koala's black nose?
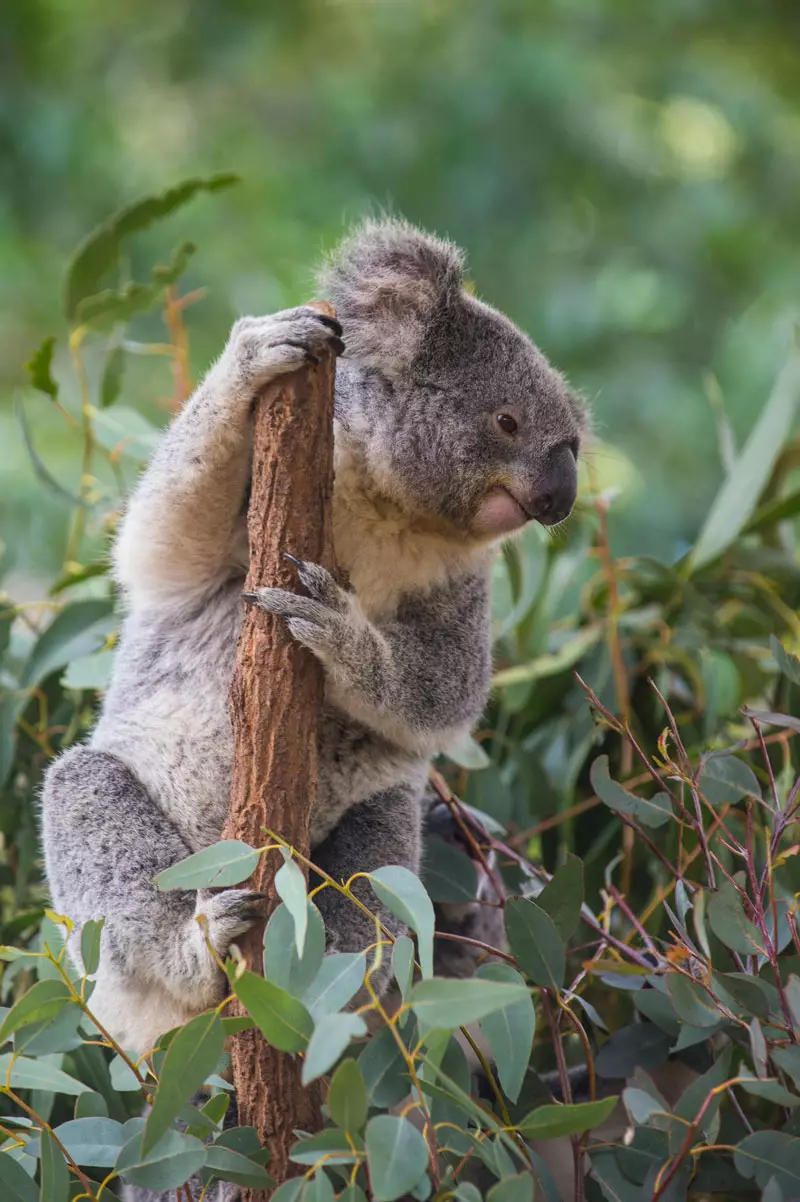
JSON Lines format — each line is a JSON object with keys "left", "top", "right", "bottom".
{"left": 530, "top": 444, "right": 578, "bottom": 526}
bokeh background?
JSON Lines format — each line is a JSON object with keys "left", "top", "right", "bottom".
{"left": 3, "top": 0, "right": 800, "bottom": 587}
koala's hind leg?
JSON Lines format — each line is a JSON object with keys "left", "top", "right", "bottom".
{"left": 41, "top": 746, "right": 262, "bottom": 1053}
{"left": 311, "top": 785, "right": 422, "bottom": 994}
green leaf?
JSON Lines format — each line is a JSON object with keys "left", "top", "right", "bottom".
{"left": 420, "top": 836, "right": 478, "bottom": 904}
{"left": 771, "top": 636, "right": 800, "bottom": 687}
{"left": 688, "top": 348, "right": 800, "bottom": 573}
{"left": 734, "top": 1131, "right": 800, "bottom": 1192}
{"left": 707, "top": 881, "right": 765, "bottom": 955}
{"left": 745, "top": 485, "right": 800, "bottom": 534}
{"left": 370, "top": 866, "right": 435, "bottom": 979}
{"left": 109, "top": 1054, "right": 142, "bottom": 1092}
{"left": 74, "top": 1092, "right": 109, "bottom": 1120}
{"left": 771, "top": 1046, "right": 800, "bottom": 1091}
{"left": 504, "top": 896, "right": 565, "bottom": 991}
{"left": 739, "top": 1074, "right": 800, "bottom": 1107}
{"left": 476, "top": 964, "right": 535, "bottom": 1103}
{"left": 62, "top": 650, "right": 115, "bottom": 691}
{"left": 204, "top": 1143, "right": 274, "bottom": 1189}
{"left": 328, "top": 1058, "right": 368, "bottom": 1135}
{"left": 674, "top": 1046, "right": 732, "bottom": 1144}
{"left": 116, "top": 1127, "right": 207, "bottom": 1191}
{"left": 289, "top": 1128, "right": 363, "bottom": 1166}
{"left": 0, "top": 1054, "right": 90, "bottom": 1096}
{"left": 303, "top": 953, "right": 367, "bottom": 1019}
{"left": 365, "top": 1115, "right": 429, "bottom": 1202}
{"left": 75, "top": 280, "right": 162, "bottom": 330}
{"left": 142, "top": 1010, "right": 224, "bottom": 1155}
{"left": 15, "top": 395, "right": 86, "bottom": 512}
{"left": 492, "top": 625, "right": 602, "bottom": 688}
{"left": 91, "top": 403, "right": 161, "bottom": 457}
{"left": 392, "top": 936, "right": 415, "bottom": 1001}
{"left": 301, "top": 1012, "right": 367, "bottom": 1084}
{"left": 711, "top": 972, "right": 773, "bottom": 1019}
{"left": 487, "top": 1174, "right": 534, "bottom": 1202}
{"left": 666, "top": 974, "right": 722, "bottom": 1028}
{"left": 80, "top": 919, "right": 105, "bottom": 977}
{"left": 20, "top": 599, "right": 114, "bottom": 689}
{"left": 535, "top": 854, "right": 583, "bottom": 940}
{"left": 699, "top": 753, "right": 762, "bottom": 806}
{"left": 595, "top": 1024, "right": 671, "bottom": 1078}
{"left": 154, "top": 840, "right": 260, "bottom": 890}
{"left": 359, "top": 1027, "right": 411, "bottom": 1108}
{"left": 100, "top": 345, "right": 125, "bottom": 409}
{"left": 64, "top": 174, "right": 238, "bottom": 319}
{"left": 229, "top": 970, "right": 312, "bottom": 1052}
{"left": 275, "top": 851, "right": 308, "bottom": 957}
{"left": 26, "top": 337, "right": 58, "bottom": 401}
{"left": 444, "top": 732, "right": 490, "bottom": 770}
{"left": 52, "top": 1118, "right": 125, "bottom": 1167}
{"left": 590, "top": 756, "right": 672, "bottom": 829}
{"left": 0, "top": 980, "right": 73, "bottom": 1043}
{"left": 74, "top": 241, "right": 199, "bottom": 331}
{"left": 40, "top": 1128, "right": 69, "bottom": 1202}
{"left": 518, "top": 1096, "right": 618, "bottom": 1139}
{"left": 263, "top": 902, "right": 325, "bottom": 997}
{"left": 409, "top": 977, "right": 529, "bottom": 1028}
{"left": 590, "top": 1152, "right": 643, "bottom": 1202}
{"left": 15, "top": 1004, "right": 83, "bottom": 1056}
{"left": 0, "top": 1151, "right": 37, "bottom": 1202}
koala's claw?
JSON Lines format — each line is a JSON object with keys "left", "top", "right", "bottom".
{"left": 315, "top": 314, "right": 344, "bottom": 336}
{"left": 224, "top": 306, "right": 345, "bottom": 393}
{"left": 244, "top": 562, "right": 355, "bottom": 663}
{"left": 196, "top": 888, "right": 266, "bottom": 954}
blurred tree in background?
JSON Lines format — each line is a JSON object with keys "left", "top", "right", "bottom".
{"left": 2, "top": 0, "right": 800, "bottom": 583}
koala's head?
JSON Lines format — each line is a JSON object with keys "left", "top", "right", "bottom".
{"left": 319, "top": 219, "right": 587, "bottom": 539}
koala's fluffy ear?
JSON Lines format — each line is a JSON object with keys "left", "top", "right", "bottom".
{"left": 318, "top": 218, "right": 464, "bottom": 374}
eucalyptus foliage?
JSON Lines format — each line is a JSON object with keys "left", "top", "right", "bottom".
{"left": 2, "top": 186, "right": 800, "bottom": 1201}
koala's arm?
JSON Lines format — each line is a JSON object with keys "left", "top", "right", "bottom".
{"left": 249, "top": 566, "right": 491, "bottom": 754}
{"left": 114, "top": 308, "right": 343, "bottom": 609}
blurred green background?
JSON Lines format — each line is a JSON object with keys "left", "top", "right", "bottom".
{"left": 2, "top": 0, "right": 800, "bottom": 584}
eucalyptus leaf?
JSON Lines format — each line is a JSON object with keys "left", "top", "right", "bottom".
{"left": 154, "top": 840, "right": 260, "bottom": 890}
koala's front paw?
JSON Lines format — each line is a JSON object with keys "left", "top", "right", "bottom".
{"left": 223, "top": 307, "right": 344, "bottom": 396}
{"left": 195, "top": 888, "right": 265, "bottom": 957}
{"left": 244, "top": 559, "right": 358, "bottom": 667}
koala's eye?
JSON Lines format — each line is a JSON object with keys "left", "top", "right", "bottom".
{"left": 496, "top": 413, "right": 518, "bottom": 436}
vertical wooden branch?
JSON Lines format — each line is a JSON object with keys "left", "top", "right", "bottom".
{"left": 222, "top": 302, "right": 336, "bottom": 1193}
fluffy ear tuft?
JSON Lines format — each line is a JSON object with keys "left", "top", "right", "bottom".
{"left": 317, "top": 218, "right": 465, "bottom": 372}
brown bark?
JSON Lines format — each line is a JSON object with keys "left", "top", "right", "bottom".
{"left": 222, "top": 302, "right": 336, "bottom": 1194}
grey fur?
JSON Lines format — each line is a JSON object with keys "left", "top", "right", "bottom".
{"left": 42, "top": 219, "right": 584, "bottom": 1058}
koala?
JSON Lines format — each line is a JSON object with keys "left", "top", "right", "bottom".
{"left": 41, "top": 219, "right": 585, "bottom": 1059}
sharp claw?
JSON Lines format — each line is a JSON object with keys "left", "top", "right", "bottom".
{"left": 316, "top": 314, "right": 343, "bottom": 335}
{"left": 242, "top": 592, "right": 261, "bottom": 604}
{"left": 282, "top": 552, "right": 302, "bottom": 567}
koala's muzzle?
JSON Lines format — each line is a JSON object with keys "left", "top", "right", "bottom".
{"left": 514, "top": 442, "right": 578, "bottom": 527}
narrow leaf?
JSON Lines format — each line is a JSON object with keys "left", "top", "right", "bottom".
{"left": 370, "top": 866, "right": 435, "bottom": 979}
{"left": 142, "top": 1011, "right": 224, "bottom": 1155}
{"left": 301, "top": 1013, "right": 366, "bottom": 1084}
{"left": 365, "top": 1115, "right": 429, "bottom": 1202}
{"left": 229, "top": 970, "right": 312, "bottom": 1052}
{"left": 154, "top": 840, "right": 260, "bottom": 890}
{"left": 504, "top": 896, "right": 565, "bottom": 991}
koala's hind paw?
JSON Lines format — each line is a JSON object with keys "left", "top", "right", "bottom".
{"left": 195, "top": 889, "right": 265, "bottom": 956}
